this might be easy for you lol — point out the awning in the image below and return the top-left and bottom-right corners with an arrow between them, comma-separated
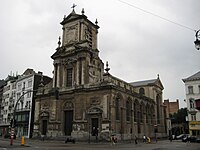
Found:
195,99 -> 200,110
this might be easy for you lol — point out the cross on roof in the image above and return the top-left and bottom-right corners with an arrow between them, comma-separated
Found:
71,3 -> 77,10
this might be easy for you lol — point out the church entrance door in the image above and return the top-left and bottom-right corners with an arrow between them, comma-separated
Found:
91,118 -> 99,136
42,120 -> 47,135
64,110 -> 73,135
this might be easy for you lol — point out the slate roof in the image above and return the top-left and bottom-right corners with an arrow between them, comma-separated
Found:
0,80 -> 5,88
182,71 -> 200,82
130,79 -> 157,87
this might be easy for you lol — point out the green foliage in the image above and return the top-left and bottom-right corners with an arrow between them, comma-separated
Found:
169,108 -> 188,124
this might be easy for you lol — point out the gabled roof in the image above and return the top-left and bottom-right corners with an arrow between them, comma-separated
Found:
130,76 -> 164,90
182,71 -> 200,82
60,10 -> 84,25
130,79 -> 157,87
60,10 -> 99,29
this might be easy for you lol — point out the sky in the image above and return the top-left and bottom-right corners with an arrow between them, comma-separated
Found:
0,0 -> 200,108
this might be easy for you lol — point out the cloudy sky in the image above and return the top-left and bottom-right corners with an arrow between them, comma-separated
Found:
0,0 -> 199,108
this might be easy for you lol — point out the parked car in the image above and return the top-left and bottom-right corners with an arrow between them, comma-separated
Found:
182,135 -> 198,143
182,135 -> 190,142
176,134 -> 189,140
196,137 -> 200,143
190,136 -> 198,142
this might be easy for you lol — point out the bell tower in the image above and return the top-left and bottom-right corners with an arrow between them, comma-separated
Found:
61,6 -> 99,49
51,6 -> 104,89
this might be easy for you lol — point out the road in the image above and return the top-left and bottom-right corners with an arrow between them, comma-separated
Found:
0,138 -> 199,150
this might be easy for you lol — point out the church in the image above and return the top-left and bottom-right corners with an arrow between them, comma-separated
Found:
33,6 -> 167,141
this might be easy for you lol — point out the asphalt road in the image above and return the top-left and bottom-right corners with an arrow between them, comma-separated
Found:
0,138 -> 199,150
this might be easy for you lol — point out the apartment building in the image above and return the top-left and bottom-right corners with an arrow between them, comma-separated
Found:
14,69 -> 51,138
183,71 -> 200,136
0,69 -> 51,138
0,76 -> 18,136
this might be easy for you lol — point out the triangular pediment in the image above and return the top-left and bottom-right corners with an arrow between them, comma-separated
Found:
130,77 -> 164,90
61,11 -> 86,25
154,78 -> 164,90
66,12 -> 81,21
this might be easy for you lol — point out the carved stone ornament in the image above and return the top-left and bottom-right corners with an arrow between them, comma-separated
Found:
62,57 -> 78,66
39,111 -> 49,117
87,106 -> 103,114
65,24 -> 78,44
63,101 -> 74,110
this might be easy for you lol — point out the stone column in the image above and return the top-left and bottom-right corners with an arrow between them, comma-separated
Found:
76,61 -> 79,85
53,65 -> 56,88
144,114 -> 146,136
62,67 -> 66,88
57,65 -> 60,88
82,59 -> 85,84
53,64 -> 58,88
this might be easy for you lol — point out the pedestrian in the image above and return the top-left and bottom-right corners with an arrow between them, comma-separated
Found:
143,135 -> 146,143
41,134 -> 44,141
134,135 -> 138,144
186,136 -> 191,145
169,135 -> 172,142
147,137 -> 151,143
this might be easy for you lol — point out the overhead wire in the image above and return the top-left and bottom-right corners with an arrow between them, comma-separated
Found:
117,0 -> 196,32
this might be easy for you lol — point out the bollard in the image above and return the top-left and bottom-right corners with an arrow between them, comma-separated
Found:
21,136 -> 25,146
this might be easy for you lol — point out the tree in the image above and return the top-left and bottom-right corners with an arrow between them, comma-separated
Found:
169,108 -> 189,135
169,108 -> 187,124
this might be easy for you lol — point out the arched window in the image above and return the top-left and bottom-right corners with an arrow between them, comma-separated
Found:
151,106 -> 155,125
126,100 -> 131,121
146,105 -> 149,123
139,88 -> 145,95
156,95 -> 160,124
116,97 -> 120,120
140,104 -> 143,123
134,101 -> 137,122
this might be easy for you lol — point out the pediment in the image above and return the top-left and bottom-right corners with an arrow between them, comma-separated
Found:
39,111 -> 49,117
61,12 -> 86,25
87,106 -> 103,114
154,78 -> 164,90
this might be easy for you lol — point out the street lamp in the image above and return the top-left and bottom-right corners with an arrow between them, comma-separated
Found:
10,90 -> 36,145
194,29 -> 200,50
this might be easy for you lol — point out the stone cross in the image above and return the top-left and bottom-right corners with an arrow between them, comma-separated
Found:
71,3 -> 77,10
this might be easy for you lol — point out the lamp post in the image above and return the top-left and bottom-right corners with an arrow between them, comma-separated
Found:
10,90 -> 35,145
194,29 -> 200,50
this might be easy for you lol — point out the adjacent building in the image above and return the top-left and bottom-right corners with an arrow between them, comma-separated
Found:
163,99 -> 179,115
0,76 -> 18,136
183,71 -> 200,136
33,7 -> 167,141
14,69 -> 51,138
0,80 -> 6,135
163,99 -> 183,136
0,69 -> 51,138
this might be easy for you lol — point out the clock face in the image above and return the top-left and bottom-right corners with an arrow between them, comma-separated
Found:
65,24 -> 78,44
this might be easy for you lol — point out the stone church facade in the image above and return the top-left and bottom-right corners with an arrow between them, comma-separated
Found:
33,7 -> 167,141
